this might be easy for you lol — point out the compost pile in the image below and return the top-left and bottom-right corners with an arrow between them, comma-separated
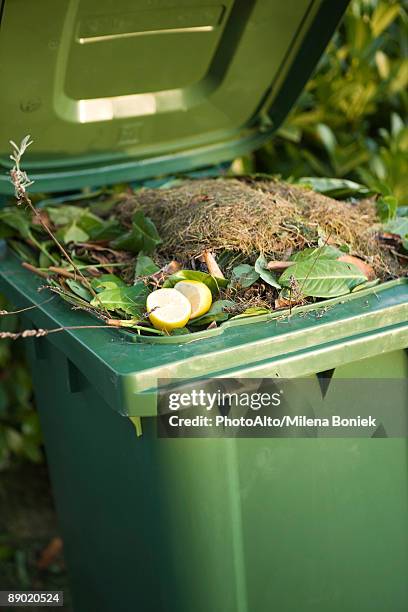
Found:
1,175 -> 406,338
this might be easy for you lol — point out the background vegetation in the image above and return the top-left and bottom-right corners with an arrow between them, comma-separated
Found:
256,0 -> 408,203
0,0 -> 407,471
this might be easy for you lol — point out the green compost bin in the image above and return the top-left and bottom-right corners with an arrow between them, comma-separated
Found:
1,1 -> 408,611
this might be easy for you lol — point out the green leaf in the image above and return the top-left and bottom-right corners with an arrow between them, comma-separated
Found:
8,240 -> 38,266
229,264 -> 259,288
351,279 -> 380,293
77,211 -> 105,237
383,218 -> 408,238
39,242 -> 59,267
291,245 -> 342,261
169,327 -> 191,336
89,219 -> 123,241
135,254 -> 160,277
377,196 -> 398,222
279,259 -> 367,298
62,222 -> 89,244
0,221 -> 15,239
163,270 -> 229,295
0,209 -> 32,239
110,211 -> 161,254
65,279 -> 92,302
231,307 -> 271,319
91,274 -> 127,292
189,300 -> 236,327
297,177 -> 372,199
48,206 -> 105,240
46,205 -> 84,225
90,282 -> 148,316
371,3 -> 401,37
254,254 -> 281,289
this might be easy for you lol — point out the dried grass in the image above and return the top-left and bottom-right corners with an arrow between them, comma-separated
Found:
116,178 -> 404,279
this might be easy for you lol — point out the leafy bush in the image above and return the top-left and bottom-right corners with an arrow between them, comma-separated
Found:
256,0 -> 408,202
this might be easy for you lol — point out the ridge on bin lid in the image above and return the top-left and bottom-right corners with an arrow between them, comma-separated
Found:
0,0 -> 349,194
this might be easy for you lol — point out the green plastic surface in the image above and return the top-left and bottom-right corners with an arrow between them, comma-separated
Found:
0,244 -> 407,611
0,0 -> 349,193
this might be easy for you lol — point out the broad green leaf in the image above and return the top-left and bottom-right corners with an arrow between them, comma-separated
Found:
111,211 -> 161,254
77,212 -> 105,237
229,264 -> 259,288
91,282 -> 148,316
298,177 -> 372,199
46,205 -> 84,225
135,254 -> 160,277
254,254 -> 281,289
189,300 -> 236,326
163,270 -> 228,294
383,217 -> 408,238
279,259 -> 367,298
291,245 -> 342,262
62,222 -> 89,244
65,279 -> 92,302
89,219 -> 123,241
91,274 -> 127,292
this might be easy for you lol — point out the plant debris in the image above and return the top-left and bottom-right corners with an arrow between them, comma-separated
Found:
1,138 -> 406,340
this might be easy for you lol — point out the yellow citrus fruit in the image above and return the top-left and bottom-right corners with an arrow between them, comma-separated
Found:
146,288 -> 191,331
175,280 -> 212,319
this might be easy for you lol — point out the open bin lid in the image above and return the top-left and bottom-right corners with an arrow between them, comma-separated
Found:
0,0 -> 348,194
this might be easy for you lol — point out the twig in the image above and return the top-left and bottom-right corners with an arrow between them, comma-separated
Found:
9,136 -> 101,304
0,322 -> 164,340
0,296 -> 55,316
201,250 -> 225,278
22,262 -> 49,279
48,266 -> 79,280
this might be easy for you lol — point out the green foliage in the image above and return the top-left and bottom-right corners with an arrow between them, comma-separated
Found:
135,254 -> 160,278
256,0 -> 408,203
254,254 -> 281,288
90,282 -> 148,316
0,295 -> 42,469
110,210 -> 161,254
279,259 -> 368,297
229,264 -> 260,288
189,300 -> 236,326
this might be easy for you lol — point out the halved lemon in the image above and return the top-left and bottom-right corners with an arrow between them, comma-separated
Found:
175,280 -> 212,319
146,288 -> 191,331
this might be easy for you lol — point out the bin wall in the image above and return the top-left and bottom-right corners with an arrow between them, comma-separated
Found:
25,333 -> 408,612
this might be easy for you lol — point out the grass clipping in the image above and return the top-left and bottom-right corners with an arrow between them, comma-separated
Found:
117,177 -> 400,279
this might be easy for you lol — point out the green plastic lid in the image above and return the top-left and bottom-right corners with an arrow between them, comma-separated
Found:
0,0 -> 348,194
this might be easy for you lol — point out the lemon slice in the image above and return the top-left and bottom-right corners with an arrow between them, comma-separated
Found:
175,280 -> 212,319
146,288 -> 191,331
